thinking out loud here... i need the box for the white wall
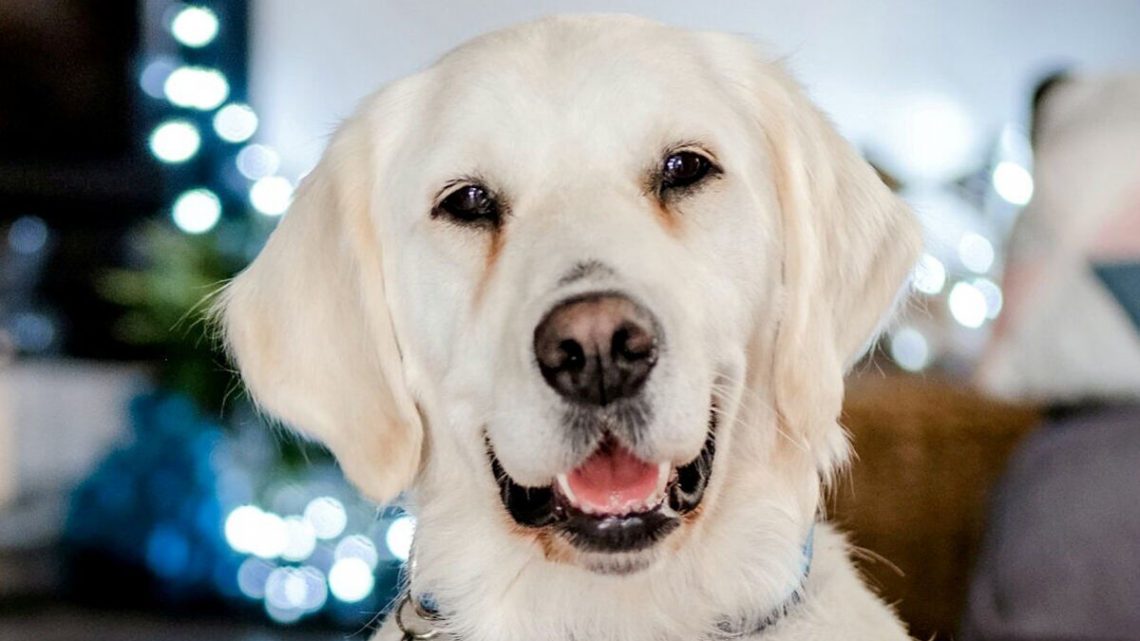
[251,0,1140,181]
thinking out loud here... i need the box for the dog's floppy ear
[750,61,922,476]
[218,103,422,504]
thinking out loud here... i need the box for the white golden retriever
[220,14,921,641]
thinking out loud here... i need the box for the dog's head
[220,15,919,583]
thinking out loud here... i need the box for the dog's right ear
[217,99,422,504]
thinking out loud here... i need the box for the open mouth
[487,406,717,553]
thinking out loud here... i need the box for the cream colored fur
[219,15,921,641]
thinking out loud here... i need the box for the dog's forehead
[415,17,738,171]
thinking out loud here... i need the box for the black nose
[533,294,658,406]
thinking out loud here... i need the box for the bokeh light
[139,57,178,99]
[890,326,931,372]
[149,120,200,163]
[224,505,289,558]
[170,6,219,48]
[880,93,981,183]
[280,515,317,562]
[949,281,988,328]
[972,277,1005,319]
[213,103,259,143]
[958,232,995,274]
[335,534,379,569]
[249,512,288,559]
[992,160,1034,206]
[172,188,222,234]
[912,253,947,295]
[385,515,415,562]
[303,497,347,540]
[164,66,229,110]
[224,505,263,554]
[236,144,280,180]
[11,312,55,353]
[250,176,294,216]
[328,557,374,603]
[8,215,49,255]
[237,557,273,599]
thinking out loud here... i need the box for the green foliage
[100,222,241,415]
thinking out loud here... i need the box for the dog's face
[384,25,785,574]
[222,14,919,584]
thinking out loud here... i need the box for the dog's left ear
[741,55,923,476]
[216,92,423,504]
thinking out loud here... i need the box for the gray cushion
[961,404,1140,640]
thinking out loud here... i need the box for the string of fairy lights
[141,2,292,236]
[880,116,1035,373]
[135,2,411,625]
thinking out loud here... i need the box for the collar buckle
[395,594,442,640]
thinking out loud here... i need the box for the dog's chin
[487,405,717,573]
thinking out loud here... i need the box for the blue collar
[716,523,814,636]
[400,524,815,639]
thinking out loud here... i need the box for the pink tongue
[566,441,659,513]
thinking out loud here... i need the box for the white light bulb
[249,512,288,559]
[164,66,229,110]
[912,253,947,295]
[172,188,221,234]
[170,6,219,48]
[149,120,200,163]
[992,161,1034,206]
[250,176,294,216]
[328,558,375,603]
[384,516,415,562]
[224,505,263,554]
[213,103,258,143]
[280,515,318,562]
[949,282,988,329]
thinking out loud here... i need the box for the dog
[219,14,921,641]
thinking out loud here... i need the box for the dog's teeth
[556,474,578,506]
[654,462,671,497]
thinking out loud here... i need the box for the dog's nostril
[558,339,587,372]
[534,293,659,406]
[613,323,655,362]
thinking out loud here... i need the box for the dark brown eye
[660,151,713,191]
[436,184,500,227]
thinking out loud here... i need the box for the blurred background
[1,2,1137,640]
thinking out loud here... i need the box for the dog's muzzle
[484,291,716,556]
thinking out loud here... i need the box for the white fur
[220,15,921,641]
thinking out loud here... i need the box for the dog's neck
[404,488,817,640]
[398,526,815,640]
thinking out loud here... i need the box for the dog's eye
[660,151,713,191]
[436,184,500,227]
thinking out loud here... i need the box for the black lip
[558,504,679,552]
[487,405,718,553]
